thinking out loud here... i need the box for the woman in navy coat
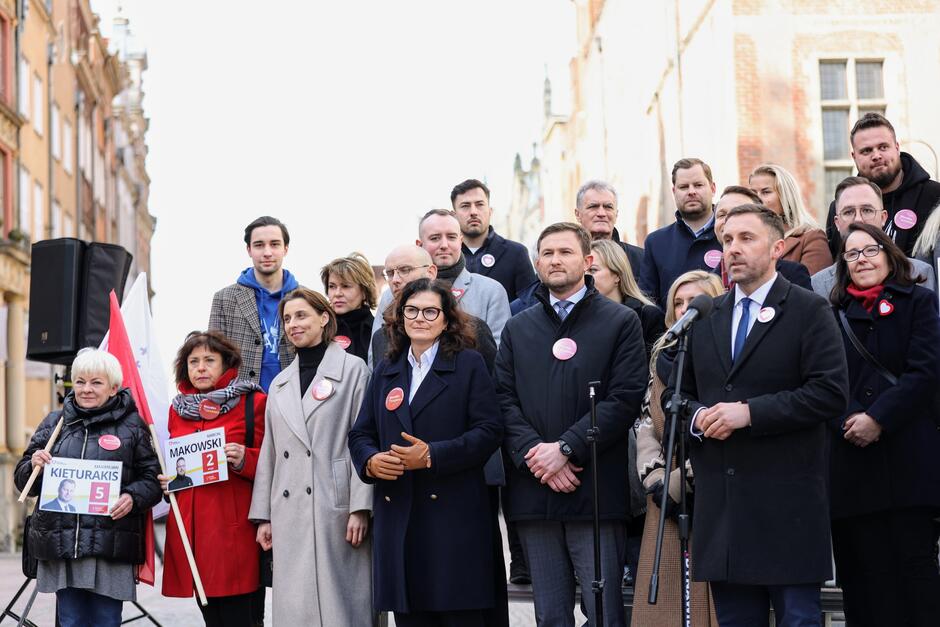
[348,278,505,627]
[829,222,940,627]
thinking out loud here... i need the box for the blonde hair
[71,348,123,388]
[750,164,819,234]
[590,239,654,306]
[912,199,940,258]
[320,252,378,310]
[650,271,725,372]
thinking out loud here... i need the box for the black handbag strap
[838,310,898,386]
[244,391,255,448]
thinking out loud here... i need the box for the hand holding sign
[31,449,52,470]
[110,493,134,520]
[225,443,246,469]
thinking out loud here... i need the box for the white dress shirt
[729,272,779,357]
[407,340,440,403]
[549,284,588,317]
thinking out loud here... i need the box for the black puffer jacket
[14,389,162,563]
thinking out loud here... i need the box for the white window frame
[18,56,28,118]
[819,58,888,205]
[51,104,60,160]
[63,118,73,174]
[32,73,42,135]
[33,181,43,240]
[18,167,30,235]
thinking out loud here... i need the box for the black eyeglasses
[842,244,883,262]
[402,306,442,321]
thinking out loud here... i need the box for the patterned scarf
[172,378,261,420]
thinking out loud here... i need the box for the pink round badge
[312,379,334,401]
[552,338,578,361]
[894,209,917,230]
[703,249,723,269]
[385,387,405,411]
[334,335,352,350]
[481,254,496,268]
[98,434,121,451]
[198,399,222,420]
[757,307,775,323]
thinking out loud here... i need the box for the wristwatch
[558,440,574,457]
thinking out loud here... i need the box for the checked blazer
[208,283,295,385]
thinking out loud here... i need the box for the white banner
[164,427,228,493]
[39,458,123,516]
[100,273,172,519]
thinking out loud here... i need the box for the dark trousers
[393,609,488,626]
[517,519,627,627]
[56,588,123,627]
[197,592,254,627]
[710,581,821,627]
[250,586,265,626]
[832,507,940,627]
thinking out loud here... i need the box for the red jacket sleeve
[233,392,267,480]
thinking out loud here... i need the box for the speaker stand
[0,577,40,627]
[121,601,163,626]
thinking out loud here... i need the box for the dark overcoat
[495,277,647,522]
[348,348,502,613]
[829,282,940,519]
[667,276,849,585]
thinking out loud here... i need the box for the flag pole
[17,416,65,502]
[148,424,208,606]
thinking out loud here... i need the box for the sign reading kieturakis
[39,458,123,516]
[164,427,228,493]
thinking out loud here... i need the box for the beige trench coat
[249,342,373,626]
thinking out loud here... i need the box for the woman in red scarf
[159,331,266,627]
[829,222,940,626]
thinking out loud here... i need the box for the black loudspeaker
[27,238,133,364]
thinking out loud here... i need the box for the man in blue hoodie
[209,216,300,392]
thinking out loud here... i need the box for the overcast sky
[91,0,575,381]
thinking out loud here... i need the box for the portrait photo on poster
[164,427,228,493]
[39,458,123,516]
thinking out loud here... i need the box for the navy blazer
[829,282,940,519]
[348,348,502,613]
[667,276,849,585]
[463,227,536,302]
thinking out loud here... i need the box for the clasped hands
[525,442,582,493]
[843,412,881,447]
[694,402,751,440]
[366,432,430,480]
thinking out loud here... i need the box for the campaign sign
[164,427,228,493]
[39,458,122,516]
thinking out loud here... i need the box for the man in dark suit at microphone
[665,204,848,626]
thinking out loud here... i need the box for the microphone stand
[587,380,604,626]
[647,331,692,627]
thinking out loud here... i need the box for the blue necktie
[556,300,571,321]
[733,297,752,363]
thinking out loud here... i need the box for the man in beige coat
[249,340,373,625]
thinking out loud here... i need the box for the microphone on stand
[664,294,714,342]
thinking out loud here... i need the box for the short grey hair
[71,348,123,388]
[576,180,618,209]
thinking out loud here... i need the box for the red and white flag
[104,289,157,586]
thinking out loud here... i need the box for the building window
[819,59,887,203]
[32,73,42,135]
[0,16,9,104]
[51,199,61,238]
[18,56,28,118]
[63,118,73,174]
[18,167,29,236]
[51,104,60,160]
[33,181,43,240]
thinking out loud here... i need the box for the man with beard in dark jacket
[495,222,647,627]
[825,113,940,257]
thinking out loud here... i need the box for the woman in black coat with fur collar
[829,223,940,627]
